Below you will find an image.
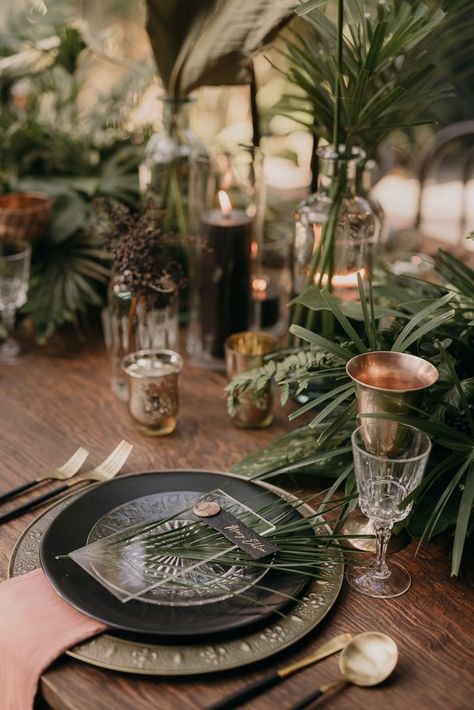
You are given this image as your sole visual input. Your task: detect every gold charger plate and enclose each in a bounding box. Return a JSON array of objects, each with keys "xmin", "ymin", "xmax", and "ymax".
[{"xmin": 9, "ymin": 472, "xmax": 343, "ymax": 675}]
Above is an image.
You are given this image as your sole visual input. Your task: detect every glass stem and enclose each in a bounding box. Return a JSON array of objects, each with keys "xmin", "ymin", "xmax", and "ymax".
[
  {"xmin": 1, "ymin": 306, "xmax": 16, "ymax": 345},
  {"xmin": 373, "ymin": 524, "xmax": 392, "ymax": 578}
]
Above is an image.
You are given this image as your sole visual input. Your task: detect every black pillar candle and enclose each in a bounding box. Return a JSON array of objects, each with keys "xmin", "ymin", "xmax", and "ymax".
[{"xmin": 199, "ymin": 196, "xmax": 253, "ymax": 359}]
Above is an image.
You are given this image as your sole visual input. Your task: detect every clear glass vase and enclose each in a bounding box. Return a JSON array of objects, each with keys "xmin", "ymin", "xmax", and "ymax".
[
  {"xmin": 103, "ymin": 274, "xmax": 178, "ymax": 401},
  {"xmin": 139, "ymin": 97, "xmax": 208, "ymax": 231},
  {"xmin": 357, "ymin": 159, "xmax": 386, "ymax": 254},
  {"xmin": 139, "ymin": 96, "xmax": 208, "ymax": 322},
  {"xmin": 293, "ymin": 146, "xmax": 378, "ymax": 301}
]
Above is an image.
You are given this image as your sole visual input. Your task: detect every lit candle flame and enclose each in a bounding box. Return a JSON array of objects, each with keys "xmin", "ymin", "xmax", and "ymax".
[
  {"xmin": 252, "ymin": 276, "xmax": 268, "ymax": 301},
  {"xmin": 314, "ymin": 269, "xmax": 366, "ymax": 288},
  {"xmin": 218, "ymin": 190, "xmax": 232, "ymax": 217}
]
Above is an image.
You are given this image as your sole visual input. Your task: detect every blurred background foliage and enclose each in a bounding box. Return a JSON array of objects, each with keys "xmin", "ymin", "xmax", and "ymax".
[{"xmin": 0, "ymin": 0, "xmax": 473, "ymax": 341}]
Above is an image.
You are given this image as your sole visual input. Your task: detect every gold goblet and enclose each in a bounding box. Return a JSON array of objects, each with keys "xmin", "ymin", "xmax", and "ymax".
[{"xmin": 342, "ymin": 351, "xmax": 438, "ymax": 551}]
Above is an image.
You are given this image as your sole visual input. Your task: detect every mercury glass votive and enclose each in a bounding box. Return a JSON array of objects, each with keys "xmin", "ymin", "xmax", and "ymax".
[
  {"xmin": 122, "ymin": 349, "xmax": 183, "ymax": 436},
  {"xmin": 225, "ymin": 331, "xmax": 277, "ymax": 429}
]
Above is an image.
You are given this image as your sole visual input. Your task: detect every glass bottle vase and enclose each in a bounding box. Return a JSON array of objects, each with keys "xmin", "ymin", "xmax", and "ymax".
[
  {"xmin": 103, "ymin": 274, "xmax": 179, "ymax": 400},
  {"xmin": 293, "ymin": 146, "xmax": 379, "ymax": 303},
  {"xmin": 139, "ymin": 96, "xmax": 208, "ymax": 233},
  {"xmin": 139, "ymin": 97, "xmax": 208, "ymax": 324},
  {"xmin": 357, "ymin": 159, "xmax": 386, "ymax": 254}
]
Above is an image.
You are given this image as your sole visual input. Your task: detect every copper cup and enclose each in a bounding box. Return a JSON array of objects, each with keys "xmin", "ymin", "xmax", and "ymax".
[
  {"xmin": 225, "ymin": 331, "xmax": 277, "ymax": 428},
  {"xmin": 0, "ymin": 192, "xmax": 51, "ymax": 240},
  {"xmin": 346, "ymin": 351, "xmax": 438, "ymax": 455}
]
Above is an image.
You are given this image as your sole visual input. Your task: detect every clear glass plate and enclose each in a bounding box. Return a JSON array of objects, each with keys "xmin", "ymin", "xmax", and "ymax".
[{"xmin": 69, "ymin": 489, "xmax": 275, "ymax": 606}]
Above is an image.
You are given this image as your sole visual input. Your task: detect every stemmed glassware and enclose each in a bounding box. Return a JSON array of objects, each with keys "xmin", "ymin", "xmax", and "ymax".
[
  {"xmin": 0, "ymin": 238, "xmax": 31, "ymax": 363},
  {"xmin": 346, "ymin": 421, "xmax": 431, "ymax": 598}
]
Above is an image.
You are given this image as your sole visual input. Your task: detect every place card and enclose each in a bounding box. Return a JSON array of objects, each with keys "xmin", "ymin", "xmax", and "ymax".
[{"xmin": 193, "ymin": 501, "xmax": 278, "ymax": 559}]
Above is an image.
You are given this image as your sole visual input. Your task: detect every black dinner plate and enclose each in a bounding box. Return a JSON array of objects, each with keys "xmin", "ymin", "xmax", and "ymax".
[{"xmin": 40, "ymin": 470, "xmax": 312, "ymax": 639}]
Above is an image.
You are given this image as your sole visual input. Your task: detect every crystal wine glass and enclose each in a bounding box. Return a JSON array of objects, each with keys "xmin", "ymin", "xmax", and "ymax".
[
  {"xmin": 346, "ymin": 421, "xmax": 431, "ymax": 598},
  {"xmin": 0, "ymin": 238, "xmax": 31, "ymax": 363}
]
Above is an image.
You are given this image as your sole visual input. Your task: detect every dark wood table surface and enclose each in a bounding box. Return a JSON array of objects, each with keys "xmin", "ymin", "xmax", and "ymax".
[{"xmin": 0, "ymin": 334, "xmax": 472, "ymax": 710}]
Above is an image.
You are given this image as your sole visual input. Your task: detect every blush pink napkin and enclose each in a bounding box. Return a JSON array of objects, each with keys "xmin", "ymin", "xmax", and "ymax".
[{"xmin": 0, "ymin": 569, "xmax": 106, "ymax": 710}]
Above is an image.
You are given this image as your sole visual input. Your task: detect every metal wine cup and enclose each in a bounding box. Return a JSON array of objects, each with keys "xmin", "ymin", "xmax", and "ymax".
[{"xmin": 346, "ymin": 351, "xmax": 438, "ymax": 455}]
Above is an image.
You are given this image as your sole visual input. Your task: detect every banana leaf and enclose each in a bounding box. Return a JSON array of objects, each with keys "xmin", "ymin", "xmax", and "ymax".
[
  {"xmin": 145, "ymin": 0, "xmax": 214, "ymax": 94},
  {"xmin": 145, "ymin": 0, "xmax": 300, "ymax": 96}
]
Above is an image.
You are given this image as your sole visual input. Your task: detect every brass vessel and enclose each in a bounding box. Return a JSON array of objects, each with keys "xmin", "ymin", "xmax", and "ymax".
[
  {"xmin": 343, "ymin": 351, "xmax": 438, "ymax": 550},
  {"xmin": 225, "ymin": 331, "xmax": 277, "ymax": 428},
  {"xmin": 346, "ymin": 350, "xmax": 438, "ymax": 455}
]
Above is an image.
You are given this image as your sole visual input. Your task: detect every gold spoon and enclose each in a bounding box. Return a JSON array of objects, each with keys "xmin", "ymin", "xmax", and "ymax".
[{"xmin": 290, "ymin": 631, "xmax": 398, "ymax": 710}]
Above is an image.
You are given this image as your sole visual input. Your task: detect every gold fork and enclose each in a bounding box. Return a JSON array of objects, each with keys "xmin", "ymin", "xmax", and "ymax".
[
  {"xmin": 0, "ymin": 447, "xmax": 90, "ymax": 506},
  {"xmin": 66, "ymin": 439, "xmax": 134, "ymax": 489},
  {"xmin": 0, "ymin": 441, "xmax": 133, "ymax": 525}
]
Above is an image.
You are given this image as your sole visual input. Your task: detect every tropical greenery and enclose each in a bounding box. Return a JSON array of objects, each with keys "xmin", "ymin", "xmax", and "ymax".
[
  {"xmin": 275, "ymin": 0, "xmax": 469, "ymax": 337},
  {"xmin": 227, "ymin": 250, "xmax": 474, "ymax": 577},
  {"xmin": 0, "ymin": 19, "xmax": 146, "ymax": 342},
  {"xmin": 276, "ymin": 0, "xmax": 465, "ymax": 158}
]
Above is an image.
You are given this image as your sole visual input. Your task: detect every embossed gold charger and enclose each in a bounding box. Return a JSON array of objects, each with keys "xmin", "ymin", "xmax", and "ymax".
[{"xmin": 9, "ymin": 470, "xmax": 343, "ymax": 675}]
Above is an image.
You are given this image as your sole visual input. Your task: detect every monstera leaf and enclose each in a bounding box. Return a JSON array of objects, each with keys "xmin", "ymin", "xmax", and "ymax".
[{"xmin": 145, "ymin": 0, "xmax": 299, "ymax": 96}]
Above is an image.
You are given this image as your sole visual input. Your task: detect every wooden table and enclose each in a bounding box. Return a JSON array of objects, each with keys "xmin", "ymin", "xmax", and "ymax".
[{"xmin": 0, "ymin": 335, "xmax": 472, "ymax": 710}]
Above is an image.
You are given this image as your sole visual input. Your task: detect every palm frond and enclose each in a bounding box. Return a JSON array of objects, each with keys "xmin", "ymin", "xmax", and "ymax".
[
  {"xmin": 276, "ymin": 0, "xmax": 456, "ymax": 156},
  {"xmin": 229, "ymin": 254, "xmax": 474, "ymax": 575}
]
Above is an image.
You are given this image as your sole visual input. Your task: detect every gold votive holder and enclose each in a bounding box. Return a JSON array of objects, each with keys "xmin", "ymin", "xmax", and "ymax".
[
  {"xmin": 225, "ymin": 331, "xmax": 277, "ymax": 429},
  {"xmin": 121, "ymin": 349, "xmax": 183, "ymax": 436}
]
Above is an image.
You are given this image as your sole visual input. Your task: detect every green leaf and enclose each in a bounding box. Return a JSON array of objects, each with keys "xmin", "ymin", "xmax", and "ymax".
[
  {"xmin": 145, "ymin": 1, "xmax": 213, "ymax": 92},
  {"xmin": 289, "ymin": 381, "xmax": 353, "ymax": 421},
  {"xmin": 289, "ymin": 325, "xmax": 353, "ymax": 361},
  {"xmin": 364, "ymin": 20, "xmax": 387, "ymax": 72},
  {"xmin": 320, "ymin": 289, "xmax": 368, "ymax": 353},
  {"xmin": 296, "ymin": 0, "xmax": 328, "ymax": 15},
  {"xmin": 418, "ymin": 455, "xmax": 472, "ymax": 550},
  {"xmin": 263, "ymin": 446, "xmax": 353, "ymax": 478},
  {"xmin": 317, "ymin": 399, "xmax": 356, "ymax": 445},
  {"xmin": 150, "ymin": 0, "xmax": 300, "ymax": 96},
  {"xmin": 291, "ymin": 286, "xmax": 403, "ymax": 321},
  {"xmin": 364, "ymin": 413, "xmax": 473, "ymax": 450},
  {"xmin": 403, "ymin": 451, "xmax": 465, "ymax": 507},
  {"xmin": 49, "ymin": 192, "xmax": 89, "ymax": 243},
  {"xmin": 407, "ymin": 478, "xmax": 461, "ymax": 539},
  {"xmin": 317, "ymin": 462, "xmax": 354, "ymax": 513},
  {"xmin": 393, "ymin": 309, "xmax": 456, "ymax": 353},
  {"xmin": 308, "ymin": 386, "xmax": 354, "ymax": 429},
  {"xmin": 451, "ymin": 460, "xmax": 474, "ymax": 576},
  {"xmin": 437, "ymin": 342, "xmax": 474, "ymax": 433},
  {"xmin": 391, "ymin": 292, "xmax": 454, "ymax": 351},
  {"xmin": 357, "ymin": 273, "xmax": 377, "ymax": 350}
]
